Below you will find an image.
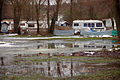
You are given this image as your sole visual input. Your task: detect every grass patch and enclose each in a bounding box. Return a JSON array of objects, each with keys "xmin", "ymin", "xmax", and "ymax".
[
  {"xmin": 64, "ymin": 68, "xmax": 120, "ymax": 80},
  {"xmin": 3, "ymin": 74, "xmax": 53, "ymax": 80},
  {"xmin": 3, "ymin": 64, "xmax": 120, "ymax": 80},
  {"xmin": 2, "ymin": 56, "xmax": 120, "ymax": 80},
  {"xmin": 10, "ymin": 35, "xmax": 42, "ymax": 38},
  {"xmin": 0, "ymin": 33, "xmax": 5, "ymax": 35},
  {"xmin": 10, "ymin": 34, "xmax": 117, "ymax": 41},
  {"xmin": 17, "ymin": 56, "xmax": 120, "ymax": 64}
]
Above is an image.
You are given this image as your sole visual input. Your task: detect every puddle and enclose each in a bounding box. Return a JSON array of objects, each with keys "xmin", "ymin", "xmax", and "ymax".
[
  {"xmin": 0, "ymin": 57, "xmax": 105, "ymax": 78},
  {"xmin": 0, "ymin": 36, "xmax": 120, "ymax": 79},
  {"xmin": 0, "ymin": 54, "xmax": 119, "ymax": 79},
  {"xmin": 0, "ymin": 37, "xmax": 120, "ymax": 54}
]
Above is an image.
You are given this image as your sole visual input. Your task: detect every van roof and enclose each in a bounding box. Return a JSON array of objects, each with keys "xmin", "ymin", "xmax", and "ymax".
[{"xmin": 73, "ymin": 20, "xmax": 103, "ymax": 23}]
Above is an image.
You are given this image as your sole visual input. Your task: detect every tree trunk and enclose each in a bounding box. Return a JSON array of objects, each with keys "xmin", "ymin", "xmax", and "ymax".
[
  {"xmin": 36, "ymin": 18, "xmax": 39, "ymax": 34},
  {"xmin": 13, "ymin": 6, "xmax": 21, "ymax": 35},
  {"xmin": 49, "ymin": 0, "xmax": 60, "ymax": 34},
  {"xmin": 114, "ymin": 0, "xmax": 120, "ymax": 40},
  {"xmin": 70, "ymin": 0, "xmax": 73, "ymax": 26},
  {"xmin": 36, "ymin": 11, "xmax": 40, "ymax": 35},
  {"xmin": 49, "ymin": 13, "xmax": 56, "ymax": 34},
  {"xmin": 0, "ymin": 0, "xmax": 4, "ymax": 33},
  {"xmin": 47, "ymin": 0, "xmax": 50, "ymax": 34},
  {"xmin": 35, "ymin": 2, "xmax": 40, "ymax": 35}
]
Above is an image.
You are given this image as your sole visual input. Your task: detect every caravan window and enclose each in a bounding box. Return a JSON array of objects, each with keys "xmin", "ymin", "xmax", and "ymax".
[
  {"xmin": 84, "ymin": 23, "xmax": 87, "ymax": 27},
  {"xmin": 28, "ymin": 24, "xmax": 34, "ymax": 27},
  {"xmin": 96, "ymin": 23, "xmax": 102, "ymax": 27},
  {"xmin": 20, "ymin": 23, "xmax": 25, "ymax": 26},
  {"xmin": 74, "ymin": 23, "xmax": 79, "ymax": 26}
]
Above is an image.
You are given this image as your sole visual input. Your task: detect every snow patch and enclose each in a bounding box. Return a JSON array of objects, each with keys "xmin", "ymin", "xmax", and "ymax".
[
  {"xmin": 0, "ymin": 42, "xmax": 13, "ymax": 47},
  {"xmin": 7, "ymin": 34, "xmax": 18, "ymax": 36}
]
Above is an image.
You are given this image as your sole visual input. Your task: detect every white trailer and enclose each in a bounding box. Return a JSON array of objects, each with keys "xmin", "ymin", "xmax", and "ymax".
[{"xmin": 1, "ymin": 19, "xmax": 48, "ymax": 33}]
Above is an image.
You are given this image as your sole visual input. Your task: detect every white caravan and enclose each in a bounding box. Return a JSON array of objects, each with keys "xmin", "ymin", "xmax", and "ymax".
[
  {"xmin": 73, "ymin": 20, "xmax": 106, "ymax": 34},
  {"xmin": 1, "ymin": 19, "xmax": 48, "ymax": 33}
]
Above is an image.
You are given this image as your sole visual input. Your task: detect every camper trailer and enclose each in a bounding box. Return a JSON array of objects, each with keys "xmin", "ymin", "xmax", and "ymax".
[
  {"xmin": 1, "ymin": 20, "xmax": 14, "ymax": 33},
  {"xmin": 1, "ymin": 19, "xmax": 48, "ymax": 34},
  {"xmin": 1, "ymin": 20, "xmax": 28, "ymax": 33},
  {"xmin": 27, "ymin": 21, "xmax": 48, "ymax": 29},
  {"xmin": 73, "ymin": 20, "xmax": 106, "ymax": 34}
]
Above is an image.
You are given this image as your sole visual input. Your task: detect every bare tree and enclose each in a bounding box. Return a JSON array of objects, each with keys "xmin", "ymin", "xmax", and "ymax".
[
  {"xmin": 21, "ymin": 0, "xmax": 34, "ymax": 21},
  {"xmin": 9, "ymin": 0, "xmax": 28, "ymax": 35},
  {"xmin": 49, "ymin": 0, "xmax": 62, "ymax": 34},
  {"xmin": 35, "ymin": 0, "xmax": 41, "ymax": 35},
  {"xmin": 34, "ymin": 0, "xmax": 46, "ymax": 35},
  {"xmin": 113, "ymin": 0, "xmax": 120, "ymax": 40},
  {"xmin": 70, "ymin": 0, "xmax": 73, "ymax": 26},
  {"xmin": 47, "ymin": 0, "xmax": 50, "ymax": 34},
  {"xmin": 0, "ymin": 0, "xmax": 4, "ymax": 33},
  {"xmin": 63, "ymin": 0, "xmax": 113, "ymax": 21}
]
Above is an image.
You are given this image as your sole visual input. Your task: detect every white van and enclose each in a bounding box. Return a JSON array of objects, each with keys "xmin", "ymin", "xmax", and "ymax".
[{"xmin": 73, "ymin": 20, "xmax": 106, "ymax": 33}]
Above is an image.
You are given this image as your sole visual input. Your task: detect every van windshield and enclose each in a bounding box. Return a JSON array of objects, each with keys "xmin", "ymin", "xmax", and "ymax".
[{"xmin": 96, "ymin": 23, "xmax": 102, "ymax": 27}]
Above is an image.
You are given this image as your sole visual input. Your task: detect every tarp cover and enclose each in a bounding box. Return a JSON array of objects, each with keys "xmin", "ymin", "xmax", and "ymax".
[
  {"xmin": 54, "ymin": 29, "xmax": 74, "ymax": 35},
  {"xmin": 112, "ymin": 30, "xmax": 117, "ymax": 36},
  {"xmin": 81, "ymin": 30, "xmax": 112, "ymax": 36}
]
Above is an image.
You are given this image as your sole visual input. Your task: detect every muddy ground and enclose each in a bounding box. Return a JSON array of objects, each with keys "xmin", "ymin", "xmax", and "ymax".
[
  {"xmin": 0, "ymin": 51, "xmax": 120, "ymax": 80},
  {"xmin": 0, "ymin": 35, "xmax": 120, "ymax": 80}
]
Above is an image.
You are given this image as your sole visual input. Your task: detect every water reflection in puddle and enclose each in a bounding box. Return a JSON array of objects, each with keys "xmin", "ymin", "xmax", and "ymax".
[
  {"xmin": 37, "ymin": 40, "xmax": 113, "ymax": 50},
  {"xmin": 30, "ymin": 61, "xmax": 88, "ymax": 78},
  {"xmin": 0, "ymin": 55, "xmax": 110, "ymax": 78},
  {"xmin": 0, "ymin": 39, "xmax": 120, "ymax": 54}
]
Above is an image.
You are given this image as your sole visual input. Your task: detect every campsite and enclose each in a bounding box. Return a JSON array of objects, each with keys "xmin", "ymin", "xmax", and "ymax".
[{"xmin": 0, "ymin": 0, "xmax": 120, "ymax": 80}]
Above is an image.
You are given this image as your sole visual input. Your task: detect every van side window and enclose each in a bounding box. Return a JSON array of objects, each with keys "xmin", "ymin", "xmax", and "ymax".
[
  {"xmin": 88, "ymin": 23, "xmax": 91, "ymax": 27},
  {"xmin": 88, "ymin": 23, "xmax": 94, "ymax": 27},
  {"xmin": 92, "ymin": 23, "xmax": 94, "ymax": 27},
  {"xmin": 84, "ymin": 23, "xmax": 87, "ymax": 27},
  {"xmin": 74, "ymin": 23, "xmax": 79, "ymax": 26},
  {"xmin": 96, "ymin": 23, "xmax": 102, "ymax": 27}
]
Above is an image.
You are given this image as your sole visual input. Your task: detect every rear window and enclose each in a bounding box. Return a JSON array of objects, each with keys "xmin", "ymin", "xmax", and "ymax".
[
  {"xmin": 74, "ymin": 23, "xmax": 79, "ymax": 26},
  {"xmin": 96, "ymin": 23, "xmax": 102, "ymax": 27}
]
